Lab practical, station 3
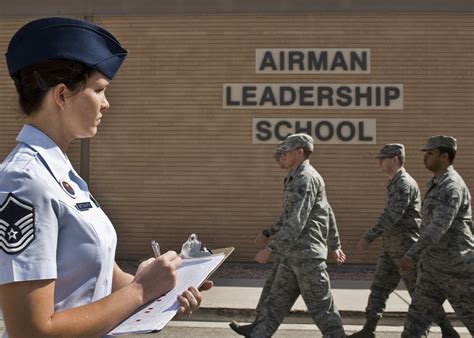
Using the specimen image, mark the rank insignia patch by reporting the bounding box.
[0,193,35,255]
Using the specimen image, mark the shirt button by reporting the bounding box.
[103,279,108,286]
[108,247,111,254]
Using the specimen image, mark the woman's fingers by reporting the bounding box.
[187,287,201,308]
[176,287,203,318]
[199,280,214,291]
[158,251,182,267]
[152,251,182,273]
[184,289,199,310]
[133,251,183,303]
[177,294,191,318]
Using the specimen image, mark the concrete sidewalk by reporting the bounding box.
[194,278,467,330]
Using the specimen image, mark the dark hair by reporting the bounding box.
[12,59,94,116]
[303,148,312,159]
[438,146,456,164]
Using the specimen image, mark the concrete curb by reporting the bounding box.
[195,278,464,328]
[187,307,466,328]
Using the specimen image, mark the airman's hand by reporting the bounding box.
[400,256,416,271]
[357,238,370,251]
[255,232,270,246]
[331,249,346,264]
[255,249,272,264]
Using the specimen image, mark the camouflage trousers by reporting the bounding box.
[402,255,474,337]
[366,250,451,327]
[250,256,345,338]
[254,258,281,318]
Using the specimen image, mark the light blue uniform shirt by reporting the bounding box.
[0,125,117,336]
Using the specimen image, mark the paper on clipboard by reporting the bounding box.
[109,247,234,336]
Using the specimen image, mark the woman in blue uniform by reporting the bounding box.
[0,17,211,337]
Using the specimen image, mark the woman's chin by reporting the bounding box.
[80,128,98,139]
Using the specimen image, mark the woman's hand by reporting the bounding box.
[132,251,182,304]
[176,280,213,318]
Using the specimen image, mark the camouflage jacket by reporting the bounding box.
[364,168,421,256]
[266,160,342,261]
[405,166,474,263]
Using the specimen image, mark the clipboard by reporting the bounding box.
[108,247,234,336]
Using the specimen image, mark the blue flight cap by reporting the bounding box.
[5,17,127,79]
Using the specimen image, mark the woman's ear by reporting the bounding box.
[52,83,68,110]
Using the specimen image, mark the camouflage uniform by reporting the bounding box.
[402,136,474,337]
[253,217,284,319]
[362,168,453,330]
[252,258,281,321]
[402,166,474,336]
[363,168,422,322]
[250,157,345,338]
[229,212,284,335]
[253,206,340,321]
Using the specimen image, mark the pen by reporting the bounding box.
[151,240,160,258]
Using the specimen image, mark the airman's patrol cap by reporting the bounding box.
[376,143,405,159]
[5,17,127,79]
[421,135,457,151]
[275,133,314,155]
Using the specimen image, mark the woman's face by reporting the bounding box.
[63,72,110,139]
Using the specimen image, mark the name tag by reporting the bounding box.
[75,202,93,211]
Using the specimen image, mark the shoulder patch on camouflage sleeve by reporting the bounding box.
[0,193,35,255]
